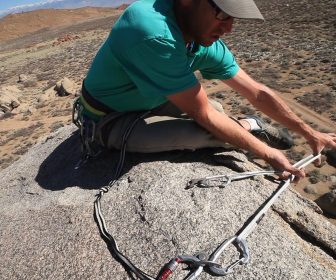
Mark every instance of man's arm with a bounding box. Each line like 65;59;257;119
223;68;336;163
167;82;304;178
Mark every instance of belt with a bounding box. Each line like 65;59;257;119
81;81;116;116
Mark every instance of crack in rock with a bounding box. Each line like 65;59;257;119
274;208;336;260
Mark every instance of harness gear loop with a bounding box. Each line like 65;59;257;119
72;97;82;128
72;98;102;169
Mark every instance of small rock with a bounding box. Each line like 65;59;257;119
54;77;76;96
304;185;318;195
12;103;36;114
55;80;62;91
18;74;28;83
0;91;20;113
330;176;336;185
315;190;336;216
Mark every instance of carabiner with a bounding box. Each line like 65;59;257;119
208;236;250;276
186;175;231;189
157;255;220;280
186;170;281;189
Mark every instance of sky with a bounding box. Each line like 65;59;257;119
0;1;43;10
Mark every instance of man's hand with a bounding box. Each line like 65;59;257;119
305;131;336;166
223;69;336;166
264;148;305;183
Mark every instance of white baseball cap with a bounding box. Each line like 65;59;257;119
213;0;264;20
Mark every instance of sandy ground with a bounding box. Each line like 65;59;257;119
0;1;335;224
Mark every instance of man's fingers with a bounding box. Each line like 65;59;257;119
293;167;305;183
279;167;305;183
324;133;336;149
313;156;322;167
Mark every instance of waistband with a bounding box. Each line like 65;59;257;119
81;81;116;116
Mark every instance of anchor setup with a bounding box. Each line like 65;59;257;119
160;153;320;280
94;145;320;280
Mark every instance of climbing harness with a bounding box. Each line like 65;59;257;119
72;98;102;169
73;98;321;279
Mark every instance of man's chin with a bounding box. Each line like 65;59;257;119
198;40;215;47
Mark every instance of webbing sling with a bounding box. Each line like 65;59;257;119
93;110;156;280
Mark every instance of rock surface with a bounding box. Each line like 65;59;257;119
0;125;335;280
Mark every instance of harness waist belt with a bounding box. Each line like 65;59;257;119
81;81;116;115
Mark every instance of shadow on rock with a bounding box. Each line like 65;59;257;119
35;131;237;191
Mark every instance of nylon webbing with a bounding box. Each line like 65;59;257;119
93;111;156;280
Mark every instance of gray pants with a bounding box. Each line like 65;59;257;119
101;99;230;152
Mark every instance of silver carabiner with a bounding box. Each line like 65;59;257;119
72;97;82;128
186;175;231;189
208;236;250;276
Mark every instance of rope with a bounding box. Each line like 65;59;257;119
93;111;156;280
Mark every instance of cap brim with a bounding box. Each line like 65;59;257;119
213;0;265;21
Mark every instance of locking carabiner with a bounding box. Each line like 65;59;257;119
157;255;219;280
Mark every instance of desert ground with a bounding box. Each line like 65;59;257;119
0;0;335;223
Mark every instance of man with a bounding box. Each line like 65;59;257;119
79;0;336;179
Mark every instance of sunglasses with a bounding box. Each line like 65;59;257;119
207;0;232;21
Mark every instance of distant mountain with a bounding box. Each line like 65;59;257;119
0;0;135;18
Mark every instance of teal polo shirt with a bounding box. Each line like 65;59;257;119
84;0;239;115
